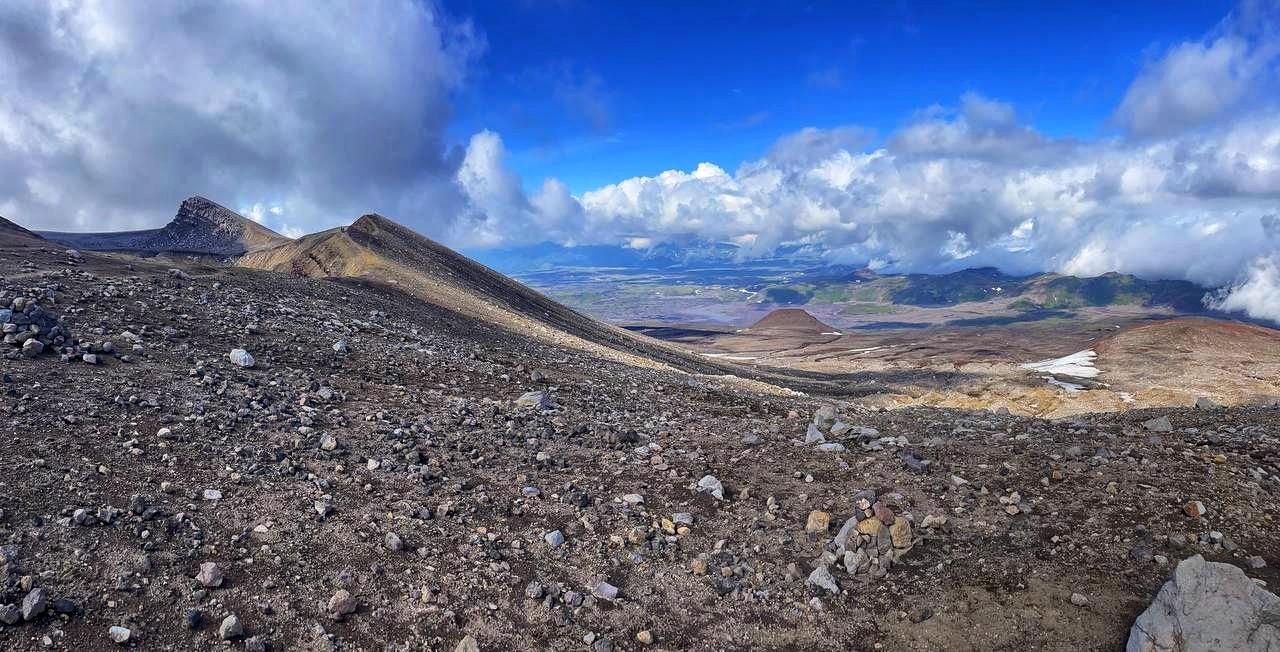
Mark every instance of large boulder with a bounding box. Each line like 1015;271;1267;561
1127;554;1280;651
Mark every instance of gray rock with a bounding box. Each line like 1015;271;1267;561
816;442;847;452
82;353;99;365
1193;396;1220;409
804;424;826;445
812;406;837;430
218;614;244;640
21;587;46;621
0;603;19;625
696;474;724;500
228;349;255;368
328;589;358;617
108;626;132;644
1142;416;1173;433
807;565;839;594
1126;554;1280;651
384;532;403;551
20;339;43;357
593;580;619;601
196;561;224;588
333;339;349;354
515;390;552;409
203;489;223;500
544;530;565;547
244;636;267;652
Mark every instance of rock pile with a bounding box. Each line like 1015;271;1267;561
1;291;73;359
825;489;922;584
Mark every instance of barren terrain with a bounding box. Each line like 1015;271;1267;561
1;226;1278;651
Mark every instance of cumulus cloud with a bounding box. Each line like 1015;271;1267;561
1113;0;1279;136
0;0;481;235
1208;255;1280;322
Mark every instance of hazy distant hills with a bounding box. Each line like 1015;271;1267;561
758;266;1210;312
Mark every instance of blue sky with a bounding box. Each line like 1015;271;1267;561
3;0;1279;321
449;0;1235;193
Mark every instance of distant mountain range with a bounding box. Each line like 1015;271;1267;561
755;266;1210;312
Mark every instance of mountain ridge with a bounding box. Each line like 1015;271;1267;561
39;196;290;256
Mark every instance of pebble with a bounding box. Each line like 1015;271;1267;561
1183;501;1206;518
108;626;132;644
544;530;566;547
1070;593;1089;606
228;348;255;367
636;630;654;645
203;489;223;501
384;531;403;551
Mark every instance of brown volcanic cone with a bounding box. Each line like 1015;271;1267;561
747;308;838;334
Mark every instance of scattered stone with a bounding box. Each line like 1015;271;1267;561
1070;593;1089;606
380;529;405;551
593;580;620;601
108;626;132;644
218;614;244;640
328;589;358;618
196;561;224;588
1183;501;1206;518
228;349;255;368
807;565;839;594
544;530;566;548
1194;396;1220;409
515;391;552;410
203;489;223;501
1142;416;1173;433
696;475;724;500
636;630;654;645
21;588;46;621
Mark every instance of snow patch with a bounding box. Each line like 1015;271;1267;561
1020;350;1099;379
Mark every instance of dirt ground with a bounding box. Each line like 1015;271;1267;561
1;243;1277;651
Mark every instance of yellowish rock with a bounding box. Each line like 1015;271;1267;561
805;510;831;533
889;518;913;549
855;517;884;536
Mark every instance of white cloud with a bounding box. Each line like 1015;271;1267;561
0;0;481;235
1208;255;1280;321
1113;2;1279;136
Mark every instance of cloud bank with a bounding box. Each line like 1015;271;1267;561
1;1;1278;321
0;0;481;237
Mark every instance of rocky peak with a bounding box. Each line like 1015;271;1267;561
163;196;253;239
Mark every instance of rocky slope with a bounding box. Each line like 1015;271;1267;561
0;232;1277;651
40;197;289;257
